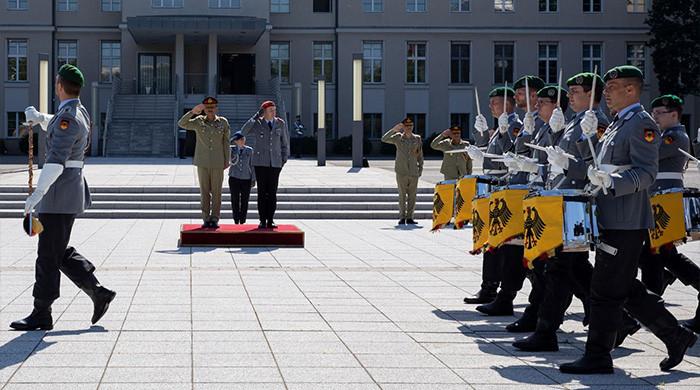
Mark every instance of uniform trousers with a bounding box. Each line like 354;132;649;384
396;174;419;219
537;252;592;331
255;166;282;223
229;177;252;223
639;244;700;295
197;166;224;223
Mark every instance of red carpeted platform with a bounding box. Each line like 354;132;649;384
179;224;305;248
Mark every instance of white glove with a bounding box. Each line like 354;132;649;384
24;163;64;214
696;128;700;144
545;146;570;171
549;108;566;133
24;106;53;131
474;114;489;135
587;166;612;190
498;113;509;134
522;112;535;135
466;145;484;163
580;110;598;138
501;155;520;172
695;160;700;171
518;157;539;174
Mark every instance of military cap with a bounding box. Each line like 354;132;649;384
58;64;85;87
513;75;545;91
261;100;276;110
450;124;462;132
202;96;218;105
488;87;516;98
651;94;684;110
603;65;644;82
231;131;245;141
537;86;569;110
566;72;605;91
402;117;414;125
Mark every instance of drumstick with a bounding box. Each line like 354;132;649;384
525;77;531;114
585;65;607;195
503;81;508;116
557;68;563;108
475;87;481;117
524;142;577;161
678;148;700;163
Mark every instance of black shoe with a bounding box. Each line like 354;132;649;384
267;221;278;229
258;221;267;229
201;222;210;229
398;219;406;225
234;219;240;225
406;219;418;225
241;219;247;225
86;286;116;325
661;270;677;295
10;299;53;331
506;315;537;333
660;326;697;371
476;296;513;316
464;286;498;304
513;331;559;352
615;318;641;348
559;355;614;374
210;221;219;229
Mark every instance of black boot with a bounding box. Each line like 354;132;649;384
506;311;538;333
10;299;53;331
660;270;677;295
615;313;641;348
80;276;116;325
559;330;616;374
464;282;498;304
658;326;697;371
476;292;514;316
682;295;700;333
513;330;559;352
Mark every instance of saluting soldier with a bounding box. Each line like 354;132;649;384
382;117;424;225
178;97;231;229
12;64;116;331
560;66;696;374
430;125;472;180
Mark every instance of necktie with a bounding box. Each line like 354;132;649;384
268;121;273;130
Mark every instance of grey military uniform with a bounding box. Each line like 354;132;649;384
483;112;522;175
473;129;491;148
511;112;545;184
241;115;290;168
530;123;566;186
229;145;256;182
651;124;689;192
36;99;92;215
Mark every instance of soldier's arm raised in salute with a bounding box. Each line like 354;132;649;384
430;130;451;151
240;108;263;137
178;104;205;131
381;123;403;144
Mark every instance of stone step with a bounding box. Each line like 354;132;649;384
0;209;432;219
0;186;434;194
0;192;433;202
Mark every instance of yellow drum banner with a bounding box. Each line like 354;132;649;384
487;189;528;248
649;191;686;253
431;182;455;231
471;196;490;253
455;177;477;229
523;195;564;267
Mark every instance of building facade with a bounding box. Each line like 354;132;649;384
1;0;697;156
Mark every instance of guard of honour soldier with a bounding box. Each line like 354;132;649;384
454;65;700;374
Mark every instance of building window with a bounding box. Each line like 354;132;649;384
313;42;333;82
362;0;383;12
450;42;470;84
583;0;601;12
450;0;470;12
627;0;645;12
494;42;514;84
100;41;120;83
270;42;290;83
406;0;426;12
313;0;331;12
101;0;120;11
6;112;26;138
627;42;646;76
152;0;182;8
314;113;335;139
406;113;427;136
494;0;513;12
271;0;289;12
406;42;426;84
363;41;383;83
57;40;78;68
539;0;556;12
363;113;383;140
7;0;28;10
538;43;558;83
7;39;27;82
57;0;78;11
450;113;471;139
582;42;602;73
209;0;239;8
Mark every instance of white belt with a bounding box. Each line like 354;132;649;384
65;160;84;169
484;169;507;175
656;172;684;181
599;164;631;174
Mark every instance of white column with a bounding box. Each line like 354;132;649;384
175;33;184;96
208;33;218;96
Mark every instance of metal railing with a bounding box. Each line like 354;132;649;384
102;75;121;157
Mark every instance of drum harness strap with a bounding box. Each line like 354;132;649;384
656;172;684;181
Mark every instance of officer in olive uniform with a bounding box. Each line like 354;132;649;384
430;125;472;180
560;66;696;374
638;94;700;333
178;97;231;229
12;64;116;331
382;117;424;225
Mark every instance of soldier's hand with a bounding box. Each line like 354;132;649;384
474;114;489;134
522;112;535;135
545;146;570;171
549;107;566;133
466;145;484;162
224;162;230;170
580;110;598;138
498;113;509;134
193;104;205;114
441;129;451;137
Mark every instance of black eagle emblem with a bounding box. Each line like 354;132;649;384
455;187;465;215
523;206;546;249
650;204;671;240
472;209;485;242
489;198;513;236
433;193;445;218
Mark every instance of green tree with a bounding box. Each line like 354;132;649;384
646;0;700;97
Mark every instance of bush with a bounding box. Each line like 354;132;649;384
19;131;38;155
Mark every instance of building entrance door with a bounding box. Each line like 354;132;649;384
139;54;171;94
219;53;255;95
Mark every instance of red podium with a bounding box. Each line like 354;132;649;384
179;224;305;248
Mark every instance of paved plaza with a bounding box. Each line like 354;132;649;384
1;159;700;388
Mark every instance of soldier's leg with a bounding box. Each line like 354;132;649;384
465;250;501;304
240;179;252;224
508;260;546;332
197;167;212;223
663;246;700;289
33;214;75;302
255;166;268;223
230;177;241;222
396;174;407;219
476;245;525;316
638;241;665;295
406;176;419;220
210;168;224;223
268;167;282;222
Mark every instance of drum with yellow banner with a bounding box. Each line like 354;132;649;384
431;180;456;231
487;185;529;249
649;188;686;253
454;175;495;229
470;193;490;254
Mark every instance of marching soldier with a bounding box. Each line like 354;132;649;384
382;117;424;225
178;97;231;229
512;75;547;159
528;86;570;185
560;65;695;374
430;125;472;180
12;64;116;330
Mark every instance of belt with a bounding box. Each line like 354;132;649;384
484;169;507;175
656;172;684;181
64;160;84;169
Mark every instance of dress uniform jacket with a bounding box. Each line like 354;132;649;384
514;112;545;155
483;113;522;175
651;124;689;192
473;130;491;148
430;135;472;180
241;116;290;168
381;131;424;177
36;99;91;215
229;145;256;182
178;112;231;169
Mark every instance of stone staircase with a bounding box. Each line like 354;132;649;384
216;95;276;132
0;186;433;219
105;95;177;157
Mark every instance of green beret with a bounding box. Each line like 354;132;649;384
537;86;569;111
651;94;684;109
603;65;644;82
513;75;545;91
566;72;604;91
489;87;516;98
58;64;84;87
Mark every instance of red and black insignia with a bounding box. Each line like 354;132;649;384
59;119;70;130
596;126;606;139
663;135;674;145
512;127;521;136
644;129;656;143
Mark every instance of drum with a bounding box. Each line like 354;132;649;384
470;192;491;254
683;188;700;241
432;180;457;231
560;190;598;252
461;175;498;197
487;184;529;248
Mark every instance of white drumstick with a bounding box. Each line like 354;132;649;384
475;87;481;117
557;68;563;107
586;65;606;194
678;148;700;163
524;142;577;161
525;77;531;114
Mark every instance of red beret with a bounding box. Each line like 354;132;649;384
261;101;276;110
